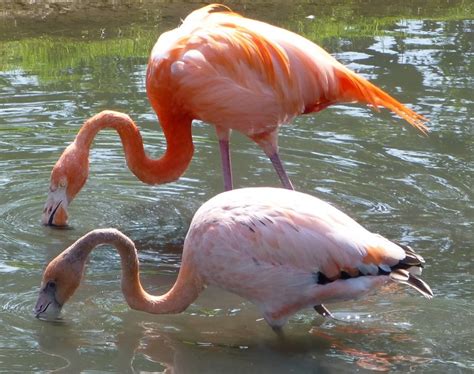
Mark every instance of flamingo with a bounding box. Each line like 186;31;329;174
36;187;433;331
42;4;428;226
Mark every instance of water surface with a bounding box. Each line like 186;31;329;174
0;1;472;372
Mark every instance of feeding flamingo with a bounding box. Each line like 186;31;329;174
36;188;433;330
42;4;428;226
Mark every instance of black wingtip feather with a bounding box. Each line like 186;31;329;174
407;273;434;299
390;269;433;299
395;242;426;265
389;242;433;299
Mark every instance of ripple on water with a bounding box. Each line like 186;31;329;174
385;148;438;168
0;262;20;273
0;13;472;373
0;176;54;250
1;289;39;316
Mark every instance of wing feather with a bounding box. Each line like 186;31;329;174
187;188;432;315
149;5;428;137
149;6;341;135
191;188;405;280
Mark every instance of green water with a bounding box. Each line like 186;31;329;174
0;1;472;372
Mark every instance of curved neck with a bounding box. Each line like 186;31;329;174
75;110;194;184
68;228;202;314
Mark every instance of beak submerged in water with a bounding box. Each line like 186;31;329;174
42;187;69;227
34;281;63;321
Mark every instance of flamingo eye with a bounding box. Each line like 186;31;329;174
59;181;66;188
45;281;56;290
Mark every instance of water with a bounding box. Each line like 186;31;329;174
0;1;472;372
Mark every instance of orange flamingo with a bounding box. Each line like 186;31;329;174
42;4;428;226
36;188;433;331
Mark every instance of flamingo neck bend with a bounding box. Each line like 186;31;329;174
66;228;202;314
74;110;194;184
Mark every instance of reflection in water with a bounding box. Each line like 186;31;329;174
34;315;435;373
0;1;473;372
311;325;431;372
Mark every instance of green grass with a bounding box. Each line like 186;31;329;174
0;1;471;83
0;32;155;79
288;0;472;43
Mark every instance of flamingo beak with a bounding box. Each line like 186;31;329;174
42;188;69;227
34;286;62;321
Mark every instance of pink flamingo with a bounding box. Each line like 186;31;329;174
36;188;433;331
42;4;427;227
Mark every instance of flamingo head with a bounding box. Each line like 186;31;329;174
42;143;89;227
34;248;86;320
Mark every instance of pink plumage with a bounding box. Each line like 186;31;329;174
42;4;429;227
36;188;433;330
147;4;428;190
187;187;431;328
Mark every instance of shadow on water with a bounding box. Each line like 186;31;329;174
0;0;473;372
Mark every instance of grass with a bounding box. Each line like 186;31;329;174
0;31;155;80
0;0;471;83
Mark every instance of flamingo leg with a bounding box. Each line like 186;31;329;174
219;139;233;191
216;127;233;191
271;325;286;338
250;131;294;190
314;304;334;318
268;152;294;190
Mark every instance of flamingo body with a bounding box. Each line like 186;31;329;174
148;5;341;137
36;188;432;329
186;188;424;327
147;4;427;181
42;4;427;226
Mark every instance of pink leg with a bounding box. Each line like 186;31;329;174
219;139;233;191
215;126;234;191
268;151;294;190
251;130;295;190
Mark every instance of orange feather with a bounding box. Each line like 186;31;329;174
43;4;429;225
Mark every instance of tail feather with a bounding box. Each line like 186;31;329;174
388;243;433;299
335;68;429;135
390;269;434;299
396;242;426;266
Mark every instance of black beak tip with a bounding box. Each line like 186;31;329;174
46;201;63;226
44;223;72;230
34;308;41;319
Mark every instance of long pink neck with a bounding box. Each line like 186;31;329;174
74;110;194;184
66;228;203;314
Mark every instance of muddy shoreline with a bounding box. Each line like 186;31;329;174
0;1;275;21
0;1;192;39
1;0;470;40
0;1;284;39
